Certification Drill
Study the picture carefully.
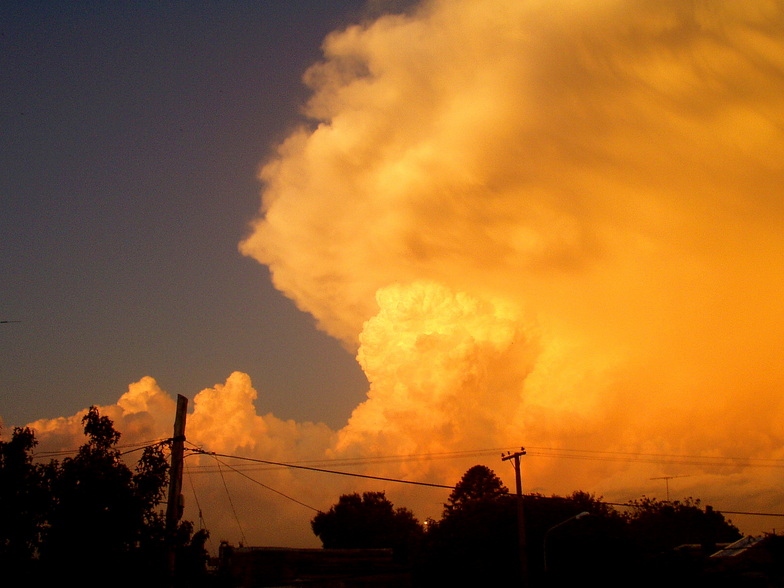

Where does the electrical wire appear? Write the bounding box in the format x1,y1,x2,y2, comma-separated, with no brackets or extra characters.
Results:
204,453,321,513
184,446,512,475
186,445,784,522
25,434,784,522
188,448,455,491
185,464,209,532
215,457,247,546
33,439,784,472
29,438,170,460
120,439,171,457
706,509,784,518
523,446,784,470
185,462,217,555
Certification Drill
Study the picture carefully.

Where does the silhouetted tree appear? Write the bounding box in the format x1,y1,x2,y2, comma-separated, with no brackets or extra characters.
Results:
417,468,632,587
43,407,146,579
443,464,509,516
0,426,50,573
420,465,518,585
625,496,741,553
525,491,630,586
524,493,742,586
14,407,206,587
311,491,423,559
129,441,178,583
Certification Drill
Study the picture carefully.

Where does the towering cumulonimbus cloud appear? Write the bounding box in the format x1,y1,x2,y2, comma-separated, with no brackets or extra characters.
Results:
239,0,784,523
242,0,784,348
17,0,784,547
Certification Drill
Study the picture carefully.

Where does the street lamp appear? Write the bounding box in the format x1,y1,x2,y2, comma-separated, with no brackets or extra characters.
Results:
543,511,590,574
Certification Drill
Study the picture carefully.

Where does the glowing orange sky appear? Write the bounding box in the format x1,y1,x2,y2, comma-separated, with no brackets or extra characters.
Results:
18,0,784,548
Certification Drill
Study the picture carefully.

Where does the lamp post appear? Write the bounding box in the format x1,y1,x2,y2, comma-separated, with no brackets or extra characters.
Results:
543,511,590,574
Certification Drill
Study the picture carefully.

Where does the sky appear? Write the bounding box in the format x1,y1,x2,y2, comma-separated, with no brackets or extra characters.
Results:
1,0,375,428
3,0,784,550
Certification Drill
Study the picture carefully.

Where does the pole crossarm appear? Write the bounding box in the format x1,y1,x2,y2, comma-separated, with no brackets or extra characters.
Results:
501,448,527,462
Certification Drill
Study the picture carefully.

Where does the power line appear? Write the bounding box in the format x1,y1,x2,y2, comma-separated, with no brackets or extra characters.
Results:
199,452,321,513
120,439,171,457
30,438,170,460
720,510,784,518
524,446,784,469
185,464,215,555
215,457,247,546
184,452,511,475
29,439,784,472
185,465,210,532
184,443,554,470
599,501,784,519
186,446,784,522
187,448,456,491
21,435,784,521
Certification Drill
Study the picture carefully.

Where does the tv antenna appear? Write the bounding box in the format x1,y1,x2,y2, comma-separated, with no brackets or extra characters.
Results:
650,475,690,501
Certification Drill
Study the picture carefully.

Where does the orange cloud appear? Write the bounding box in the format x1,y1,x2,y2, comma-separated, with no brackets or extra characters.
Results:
17,0,784,547
239,0,784,534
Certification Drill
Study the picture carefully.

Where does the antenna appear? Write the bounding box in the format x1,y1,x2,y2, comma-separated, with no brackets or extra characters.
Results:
650,475,690,501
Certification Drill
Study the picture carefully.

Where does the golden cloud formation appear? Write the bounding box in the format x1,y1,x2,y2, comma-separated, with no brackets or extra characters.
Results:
20,0,784,546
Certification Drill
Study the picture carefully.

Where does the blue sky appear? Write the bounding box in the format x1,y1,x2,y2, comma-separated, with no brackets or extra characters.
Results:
0,1,380,428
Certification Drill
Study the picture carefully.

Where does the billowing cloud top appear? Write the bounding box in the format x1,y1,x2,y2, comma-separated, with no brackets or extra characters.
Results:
241,0,784,344
241,0,784,457
239,0,784,532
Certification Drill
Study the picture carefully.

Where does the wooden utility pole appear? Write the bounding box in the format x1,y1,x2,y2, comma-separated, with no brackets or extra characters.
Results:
502,448,528,586
166,394,188,581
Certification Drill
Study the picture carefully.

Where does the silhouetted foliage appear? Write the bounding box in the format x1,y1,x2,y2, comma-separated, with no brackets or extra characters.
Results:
524,491,630,586
0,408,207,587
620,496,742,584
311,491,423,559
0,426,50,572
44,408,139,573
420,465,517,585
625,496,741,553
413,466,746,587
443,464,508,517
